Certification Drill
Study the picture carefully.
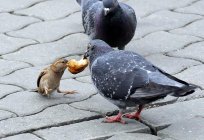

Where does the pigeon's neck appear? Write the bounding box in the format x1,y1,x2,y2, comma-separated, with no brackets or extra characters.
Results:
89,48,113,65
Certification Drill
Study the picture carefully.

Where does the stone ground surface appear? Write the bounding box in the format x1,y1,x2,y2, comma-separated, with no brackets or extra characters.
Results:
0,0,204,140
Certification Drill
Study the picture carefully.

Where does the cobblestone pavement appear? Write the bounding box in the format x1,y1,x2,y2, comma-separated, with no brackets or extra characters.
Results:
0,0,204,140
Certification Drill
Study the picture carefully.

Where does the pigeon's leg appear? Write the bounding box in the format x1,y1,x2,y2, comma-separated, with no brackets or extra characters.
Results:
103,109,126,124
123,105,144,120
57,88,77,95
118,46,125,50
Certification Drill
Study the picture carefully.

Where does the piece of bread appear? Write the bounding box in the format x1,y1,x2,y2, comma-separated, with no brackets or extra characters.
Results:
67,58,89,74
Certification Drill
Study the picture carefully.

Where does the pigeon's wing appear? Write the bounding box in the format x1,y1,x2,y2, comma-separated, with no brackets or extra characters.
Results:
82,1,103,36
120,3,137,30
129,62,197,103
91,51,150,100
37,68,48,87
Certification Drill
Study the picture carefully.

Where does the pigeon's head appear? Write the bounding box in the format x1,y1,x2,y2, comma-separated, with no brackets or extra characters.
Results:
103,0,119,16
84,39,113,64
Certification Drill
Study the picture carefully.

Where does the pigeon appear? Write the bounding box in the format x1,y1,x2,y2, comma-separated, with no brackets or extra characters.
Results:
77,0,137,50
84,39,199,124
36,59,77,96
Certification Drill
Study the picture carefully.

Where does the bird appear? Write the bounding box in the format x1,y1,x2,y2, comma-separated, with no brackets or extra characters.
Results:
84,39,199,124
76,0,137,50
36,59,77,96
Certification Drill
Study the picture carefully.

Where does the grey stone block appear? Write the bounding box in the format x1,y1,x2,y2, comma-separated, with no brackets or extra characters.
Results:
0,0,46,12
0,66,45,89
134,11,202,39
8,12,83,43
108,133,162,140
158,117,204,140
168,41,204,64
126,31,201,56
0,59,30,76
34,118,150,140
76,75,92,84
1,133,41,140
171,19,204,38
70,94,118,115
0,34,36,55
125,0,197,17
0,84,22,99
141,98,204,130
0,110,16,121
15,0,80,20
176,0,204,16
146,54,201,74
0,104,98,138
175,65,204,88
3,33,89,66
0,13,40,33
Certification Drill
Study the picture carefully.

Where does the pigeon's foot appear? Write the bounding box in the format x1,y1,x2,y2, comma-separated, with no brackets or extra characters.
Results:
103,112,126,124
123,105,144,120
123,112,141,120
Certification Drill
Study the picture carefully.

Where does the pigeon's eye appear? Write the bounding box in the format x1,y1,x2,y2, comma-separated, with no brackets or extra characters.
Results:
91,46,95,50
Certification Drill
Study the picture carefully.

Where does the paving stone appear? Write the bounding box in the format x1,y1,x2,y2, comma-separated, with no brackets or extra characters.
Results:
70,94,118,115
176,0,204,16
75,75,92,84
175,65,204,88
158,117,204,140
0,79,96,116
0,66,44,89
108,133,162,140
0,0,46,12
124,0,197,17
141,98,204,130
0,13,40,33
34,118,150,140
0,104,99,138
1,133,41,140
0,34,36,55
8,12,83,43
171,19,204,38
15,0,80,20
0,84,22,99
168,41,204,63
0,59,30,76
146,54,201,74
126,31,201,56
0,110,16,121
133,11,202,39
3,33,89,66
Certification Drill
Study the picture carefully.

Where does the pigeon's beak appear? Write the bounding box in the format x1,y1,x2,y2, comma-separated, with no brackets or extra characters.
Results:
83,50,89,59
104,8,110,16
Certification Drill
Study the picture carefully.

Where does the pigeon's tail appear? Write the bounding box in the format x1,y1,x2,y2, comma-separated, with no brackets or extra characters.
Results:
172,83,199,97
